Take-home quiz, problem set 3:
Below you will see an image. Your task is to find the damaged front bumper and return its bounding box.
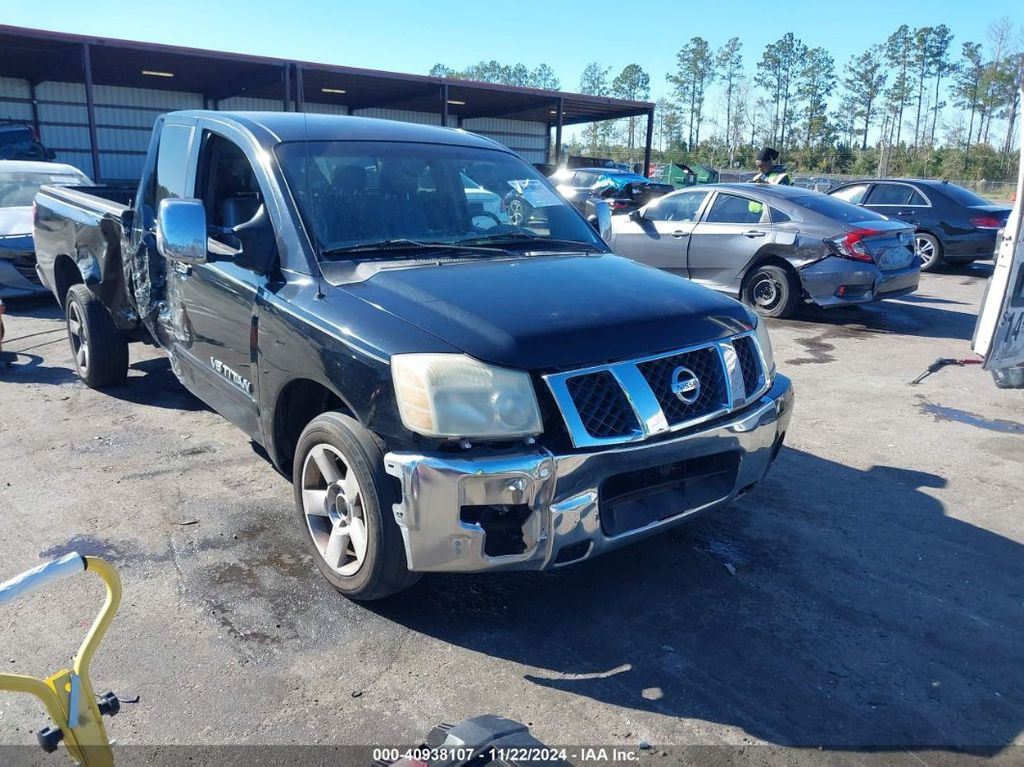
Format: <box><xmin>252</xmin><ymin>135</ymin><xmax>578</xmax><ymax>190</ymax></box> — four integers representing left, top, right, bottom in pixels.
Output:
<box><xmin>384</xmin><ymin>374</ymin><xmax>793</xmax><ymax>573</ymax></box>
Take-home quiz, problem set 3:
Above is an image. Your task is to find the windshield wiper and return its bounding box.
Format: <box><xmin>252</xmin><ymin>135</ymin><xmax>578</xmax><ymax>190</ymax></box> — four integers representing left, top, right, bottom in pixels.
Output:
<box><xmin>454</xmin><ymin>232</ymin><xmax>604</xmax><ymax>251</ymax></box>
<box><xmin>320</xmin><ymin>238</ymin><xmax>506</xmax><ymax>259</ymax></box>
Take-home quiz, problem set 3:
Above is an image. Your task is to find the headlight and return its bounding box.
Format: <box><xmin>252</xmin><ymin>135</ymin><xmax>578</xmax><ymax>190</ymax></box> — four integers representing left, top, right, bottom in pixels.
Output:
<box><xmin>391</xmin><ymin>354</ymin><xmax>543</xmax><ymax>439</ymax></box>
<box><xmin>754</xmin><ymin>316</ymin><xmax>776</xmax><ymax>383</ymax></box>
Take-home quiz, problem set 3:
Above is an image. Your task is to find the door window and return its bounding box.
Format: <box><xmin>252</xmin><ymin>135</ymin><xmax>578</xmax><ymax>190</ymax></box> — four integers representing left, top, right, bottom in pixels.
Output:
<box><xmin>704</xmin><ymin>193</ymin><xmax>767</xmax><ymax>224</ymax></box>
<box><xmin>866</xmin><ymin>183</ymin><xmax>922</xmax><ymax>206</ymax></box>
<box><xmin>645</xmin><ymin>191</ymin><xmax>708</xmax><ymax>222</ymax></box>
<box><xmin>830</xmin><ymin>183</ymin><xmax>869</xmax><ymax>205</ymax></box>
<box><xmin>155</xmin><ymin>124</ymin><xmax>194</xmax><ymax>206</ymax></box>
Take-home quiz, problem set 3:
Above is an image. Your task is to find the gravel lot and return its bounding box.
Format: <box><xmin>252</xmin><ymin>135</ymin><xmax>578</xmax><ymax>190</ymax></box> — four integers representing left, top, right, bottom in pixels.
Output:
<box><xmin>1</xmin><ymin>264</ymin><xmax>1022</xmax><ymax>762</ymax></box>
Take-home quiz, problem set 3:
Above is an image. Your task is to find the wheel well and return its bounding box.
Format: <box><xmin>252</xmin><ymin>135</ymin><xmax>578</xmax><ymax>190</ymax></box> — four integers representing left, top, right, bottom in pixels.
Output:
<box><xmin>272</xmin><ymin>379</ymin><xmax>351</xmax><ymax>475</ymax></box>
<box><xmin>53</xmin><ymin>255</ymin><xmax>83</xmax><ymax>309</ymax></box>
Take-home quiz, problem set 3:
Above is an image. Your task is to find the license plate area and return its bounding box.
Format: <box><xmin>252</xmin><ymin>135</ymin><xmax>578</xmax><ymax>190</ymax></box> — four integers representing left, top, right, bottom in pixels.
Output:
<box><xmin>599</xmin><ymin>451</ymin><xmax>740</xmax><ymax>537</ymax></box>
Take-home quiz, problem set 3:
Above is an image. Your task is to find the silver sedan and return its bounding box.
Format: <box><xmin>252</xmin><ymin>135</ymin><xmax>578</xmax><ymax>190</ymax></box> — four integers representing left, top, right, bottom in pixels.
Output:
<box><xmin>607</xmin><ymin>183</ymin><xmax>920</xmax><ymax>318</ymax></box>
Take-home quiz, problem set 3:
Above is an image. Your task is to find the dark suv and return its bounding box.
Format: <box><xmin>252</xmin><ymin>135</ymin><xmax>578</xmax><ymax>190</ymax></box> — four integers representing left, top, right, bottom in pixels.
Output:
<box><xmin>0</xmin><ymin>122</ymin><xmax>55</xmax><ymax>162</ymax></box>
<box><xmin>827</xmin><ymin>179</ymin><xmax>1010</xmax><ymax>271</ymax></box>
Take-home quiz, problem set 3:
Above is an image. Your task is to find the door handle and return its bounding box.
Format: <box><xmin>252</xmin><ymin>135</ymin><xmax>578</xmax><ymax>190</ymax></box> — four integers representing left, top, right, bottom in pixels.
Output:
<box><xmin>671</xmin><ymin>231</ymin><xmax>689</xmax><ymax>238</ymax></box>
<box><xmin>743</xmin><ymin>230</ymin><xmax>766</xmax><ymax>238</ymax></box>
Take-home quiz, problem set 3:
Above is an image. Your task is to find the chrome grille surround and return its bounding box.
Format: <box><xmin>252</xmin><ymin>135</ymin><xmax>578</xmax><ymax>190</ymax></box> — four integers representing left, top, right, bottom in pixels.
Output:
<box><xmin>544</xmin><ymin>331</ymin><xmax>771</xmax><ymax>449</ymax></box>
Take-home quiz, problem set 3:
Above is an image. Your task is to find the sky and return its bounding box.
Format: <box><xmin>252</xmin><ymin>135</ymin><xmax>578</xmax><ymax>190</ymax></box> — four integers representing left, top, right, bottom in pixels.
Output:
<box><xmin>3</xmin><ymin>0</ymin><xmax>1020</xmax><ymax>141</ymax></box>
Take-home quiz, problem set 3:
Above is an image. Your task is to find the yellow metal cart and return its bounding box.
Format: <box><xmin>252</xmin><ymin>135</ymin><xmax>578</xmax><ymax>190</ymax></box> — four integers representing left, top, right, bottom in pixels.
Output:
<box><xmin>0</xmin><ymin>552</ymin><xmax>123</xmax><ymax>766</ymax></box>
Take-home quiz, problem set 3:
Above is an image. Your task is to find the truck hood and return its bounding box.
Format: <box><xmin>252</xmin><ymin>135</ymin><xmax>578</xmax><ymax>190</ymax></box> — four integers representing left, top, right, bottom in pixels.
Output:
<box><xmin>331</xmin><ymin>253</ymin><xmax>753</xmax><ymax>370</ymax></box>
<box><xmin>0</xmin><ymin>206</ymin><xmax>32</xmax><ymax>237</ymax></box>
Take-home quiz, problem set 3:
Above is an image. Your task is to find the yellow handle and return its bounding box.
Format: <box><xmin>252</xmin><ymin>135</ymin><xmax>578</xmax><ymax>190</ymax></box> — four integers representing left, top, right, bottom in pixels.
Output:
<box><xmin>0</xmin><ymin>555</ymin><xmax>122</xmax><ymax>766</ymax></box>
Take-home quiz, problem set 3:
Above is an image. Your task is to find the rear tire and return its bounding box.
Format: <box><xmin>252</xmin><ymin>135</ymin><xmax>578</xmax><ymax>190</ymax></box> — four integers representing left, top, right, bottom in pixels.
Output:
<box><xmin>293</xmin><ymin>411</ymin><xmax>420</xmax><ymax>600</ymax></box>
<box><xmin>743</xmin><ymin>263</ymin><xmax>800</xmax><ymax>319</ymax></box>
<box><xmin>65</xmin><ymin>283</ymin><xmax>128</xmax><ymax>388</ymax></box>
<box><xmin>915</xmin><ymin>232</ymin><xmax>944</xmax><ymax>272</ymax></box>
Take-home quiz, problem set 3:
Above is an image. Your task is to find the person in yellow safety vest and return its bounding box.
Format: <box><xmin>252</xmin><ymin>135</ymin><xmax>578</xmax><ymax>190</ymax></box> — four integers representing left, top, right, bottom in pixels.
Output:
<box><xmin>751</xmin><ymin>147</ymin><xmax>792</xmax><ymax>185</ymax></box>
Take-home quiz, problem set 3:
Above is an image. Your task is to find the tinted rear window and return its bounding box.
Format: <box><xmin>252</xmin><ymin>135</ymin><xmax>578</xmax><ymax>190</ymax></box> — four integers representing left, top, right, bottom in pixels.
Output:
<box><xmin>0</xmin><ymin>127</ymin><xmax>34</xmax><ymax>145</ymax></box>
<box><xmin>792</xmin><ymin>194</ymin><xmax>886</xmax><ymax>223</ymax></box>
<box><xmin>935</xmin><ymin>183</ymin><xmax>992</xmax><ymax>207</ymax></box>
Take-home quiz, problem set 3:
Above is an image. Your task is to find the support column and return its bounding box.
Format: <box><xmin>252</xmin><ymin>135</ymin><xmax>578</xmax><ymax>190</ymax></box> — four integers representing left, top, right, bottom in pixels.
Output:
<box><xmin>28</xmin><ymin>82</ymin><xmax>41</xmax><ymax>138</ymax></box>
<box><xmin>439</xmin><ymin>83</ymin><xmax>449</xmax><ymax>127</ymax></box>
<box><xmin>81</xmin><ymin>43</ymin><xmax>100</xmax><ymax>181</ymax></box>
<box><xmin>295</xmin><ymin>64</ymin><xmax>305</xmax><ymax>112</ymax></box>
<box><xmin>643</xmin><ymin>107</ymin><xmax>655</xmax><ymax>178</ymax></box>
<box><xmin>554</xmin><ymin>97</ymin><xmax>564</xmax><ymax>166</ymax></box>
<box><xmin>282</xmin><ymin>63</ymin><xmax>291</xmax><ymax>112</ymax></box>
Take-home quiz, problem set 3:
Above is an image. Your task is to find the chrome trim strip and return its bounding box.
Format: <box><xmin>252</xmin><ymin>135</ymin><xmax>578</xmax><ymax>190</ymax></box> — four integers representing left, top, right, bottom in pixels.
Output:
<box><xmin>543</xmin><ymin>330</ymin><xmax>770</xmax><ymax>449</ymax></box>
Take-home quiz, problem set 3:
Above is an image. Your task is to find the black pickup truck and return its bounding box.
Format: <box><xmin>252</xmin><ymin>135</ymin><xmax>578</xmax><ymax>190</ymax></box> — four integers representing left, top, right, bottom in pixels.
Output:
<box><xmin>33</xmin><ymin>111</ymin><xmax>793</xmax><ymax>599</ymax></box>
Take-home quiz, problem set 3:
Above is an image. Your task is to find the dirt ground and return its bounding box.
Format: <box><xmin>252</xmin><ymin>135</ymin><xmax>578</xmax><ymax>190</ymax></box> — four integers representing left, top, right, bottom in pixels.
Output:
<box><xmin>1</xmin><ymin>264</ymin><xmax>1022</xmax><ymax>764</ymax></box>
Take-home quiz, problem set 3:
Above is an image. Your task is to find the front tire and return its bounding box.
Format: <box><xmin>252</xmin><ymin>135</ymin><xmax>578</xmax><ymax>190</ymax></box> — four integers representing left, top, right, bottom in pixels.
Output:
<box><xmin>65</xmin><ymin>283</ymin><xmax>128</xmax><ymax>388</ymax></box>
<box><xmin>915</xmin><ymin>232</ymin><xmax>944</xmax><ymax>272</ymax></box>
<box><xmin>293</xmin><ymin>411</ymin><xmax>419</xmax><ymax>600</ymax></box>
<box><xmin>743</xmin><ymin>263</ymin><xmax>800</xmax><ymax>319</ymax></box>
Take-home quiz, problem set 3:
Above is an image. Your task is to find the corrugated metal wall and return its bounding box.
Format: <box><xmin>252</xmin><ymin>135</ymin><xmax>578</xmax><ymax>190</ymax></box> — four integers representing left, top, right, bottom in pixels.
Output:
<box><xmin>1</xmin><ymin>75</ymin><xmax>549</xmax><ymax>180</ymax></box>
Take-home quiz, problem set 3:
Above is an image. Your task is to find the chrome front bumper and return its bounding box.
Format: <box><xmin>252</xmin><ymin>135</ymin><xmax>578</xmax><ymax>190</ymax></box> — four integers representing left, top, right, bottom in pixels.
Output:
<box><xmin>384</xmin><ymin>374</ymin><xmax>793</xmax><ymax>573</ymax></box>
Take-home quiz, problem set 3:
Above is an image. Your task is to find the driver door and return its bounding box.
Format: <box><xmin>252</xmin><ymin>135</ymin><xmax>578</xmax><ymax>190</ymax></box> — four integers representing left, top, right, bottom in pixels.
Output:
<box><xmin>169</xmin><ymin>129</ymin><xmax>276</xmax><ymax>433</ymax></box>
<box><xmin>610</xmin><ymin>190</ymin><xmax>710</xmax><ymax>275</ymax></box>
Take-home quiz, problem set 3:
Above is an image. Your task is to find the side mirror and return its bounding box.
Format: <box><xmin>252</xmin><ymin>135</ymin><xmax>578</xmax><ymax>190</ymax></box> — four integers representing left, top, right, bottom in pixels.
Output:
<box><xmin>156</xmin><ymin>198</ymin><xmax>208</xmax><ymax>265</ymax></box>
<box><xmin>629</xmin><ymin>209</ymin><xmax>643</xmax><ymax>222</ymax></box>
<box><xmin>46</xmin><ymin>148</ymin><xmax>57</xmax><ymax>161</ymax></box>
<box><xmin>593</xmin><ymin>200</ymin><xmax>612</xmax><ymax>245</ymax></box>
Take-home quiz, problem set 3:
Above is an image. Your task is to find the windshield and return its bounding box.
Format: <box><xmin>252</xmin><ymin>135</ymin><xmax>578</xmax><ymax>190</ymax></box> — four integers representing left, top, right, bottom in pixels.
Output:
<box><xmin>275</xmin><ymin>140</ymin><xmax>604</xmax><ymax>257</ymax></box>
<box><xmin>791</xmin><ymin>194</ymin><xmax>887</xmax><ymax>224</ymax></box>
<box><xmin>0</xmin><ymin>128</ymin><xmax>35</xmax><ymax>145</ymax></box>
<box><xmin>0</xmin><ymin>170</ymin><xmax>91</xmax><ymax>207</ymax></box>
<box><xmin>937</xmin><ymin>183</ymin><xmax>993</xmax><ymax>207</ymax></box>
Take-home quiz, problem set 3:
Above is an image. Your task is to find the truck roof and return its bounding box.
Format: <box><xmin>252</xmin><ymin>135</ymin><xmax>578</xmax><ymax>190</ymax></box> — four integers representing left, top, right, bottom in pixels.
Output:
<box><xmin>166</xmin><ymin>111</ymin><xmax>513</xmax><ymax>153</ymax></box>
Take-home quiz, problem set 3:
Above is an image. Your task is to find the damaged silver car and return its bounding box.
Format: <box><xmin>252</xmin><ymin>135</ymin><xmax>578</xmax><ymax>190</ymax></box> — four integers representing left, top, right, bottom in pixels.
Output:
<box><xmin>608</xmin><ymin>183</ymin><xmax>920</xmax><ymax>318</ymax></box>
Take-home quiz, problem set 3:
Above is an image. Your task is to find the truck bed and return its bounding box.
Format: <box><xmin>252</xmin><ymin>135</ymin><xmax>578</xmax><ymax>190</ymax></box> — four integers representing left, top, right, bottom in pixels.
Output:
<box><xmin>33</xmin><ymin>183</ymin><xmax>138</xmax><ymax>329</ymax></box>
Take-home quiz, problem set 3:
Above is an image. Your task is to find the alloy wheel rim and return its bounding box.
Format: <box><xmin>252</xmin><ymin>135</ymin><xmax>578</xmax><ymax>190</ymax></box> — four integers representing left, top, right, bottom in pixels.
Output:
<box><xmin>752</xmin><ymin>273</ymin><xmax>782</xmax><ymax>310</ymax></box>
<box><xmin>67</xmin><ymin>301</ymin><xmax>89</xmax><ymax>376</ymax></box>
<box><xmin>507</xmin><ymin>199</ymin><xmax>525</xmax><ymax>225</ymax></box>
<box><xmin>301</xmin><ymin>443</ymin><xmax>368</xmax><ymax>577</ymax></box>
<box><xmin>915</xmin><ymin>236</ymin><xmax>935</xmax><ymax>262</ymax></box>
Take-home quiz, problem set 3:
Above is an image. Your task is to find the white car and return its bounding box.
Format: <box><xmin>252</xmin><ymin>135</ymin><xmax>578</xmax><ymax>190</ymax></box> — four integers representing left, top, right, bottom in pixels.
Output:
<box><xmin>0</xmin><ymin>160</ymin><xmax>92</xmax><ymax>298</ymax></box>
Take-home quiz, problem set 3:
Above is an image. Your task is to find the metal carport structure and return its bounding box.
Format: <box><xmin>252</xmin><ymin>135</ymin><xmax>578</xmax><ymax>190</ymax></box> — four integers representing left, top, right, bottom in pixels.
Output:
<box><xmin>0</xmin><ymin>25</ymin><xmax>654</xmax><ymax>182</ymax></box>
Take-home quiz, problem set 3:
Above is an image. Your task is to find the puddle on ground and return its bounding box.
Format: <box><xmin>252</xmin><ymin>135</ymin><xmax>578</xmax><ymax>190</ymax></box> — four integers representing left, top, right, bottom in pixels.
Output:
<box><xmin>919</xmin><ymin>402</ymin><xmax>1024</xmax><ymax>434</ymax></box>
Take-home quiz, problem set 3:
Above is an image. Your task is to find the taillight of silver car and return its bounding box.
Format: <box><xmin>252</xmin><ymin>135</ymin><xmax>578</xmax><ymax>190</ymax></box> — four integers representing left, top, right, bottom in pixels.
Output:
<box><xmin>824</xmin><ymin>229</ymin><xmax>882</xmax><ymax>263</ymax></box>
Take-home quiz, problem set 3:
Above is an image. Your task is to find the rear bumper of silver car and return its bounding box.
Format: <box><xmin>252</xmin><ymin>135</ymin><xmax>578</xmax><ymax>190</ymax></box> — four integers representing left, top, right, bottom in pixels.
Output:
<box><xmin>799</xmin><ymin>256</ymin><xmax>919</xmax><ymax>308</ymax></box>
<box><xmin>384</xmin><ymin>374</ymin><xmax>793</xmax><ymax>573</ymax></box>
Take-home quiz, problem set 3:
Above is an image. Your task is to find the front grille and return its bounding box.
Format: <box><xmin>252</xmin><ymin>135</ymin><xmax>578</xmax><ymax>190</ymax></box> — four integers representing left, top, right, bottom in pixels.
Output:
<box><xmin>565</xmin><ymin>370</ymin><xmax>640</xmax><ymax>439</ymax></box>
<box><xmin>638</xmin><ymin>346</ymin><xmax>728</xmax><ymax>425</ymax></box>
<box><xmin>733</xmin><ymin>335</ymin><xmax>761</xmax><ymax>397</ymax></box>
<box><xmin>12</xmin><ymin>254</ymin><xmax>40</xmax><ymax>286</ymax></box>
<box><xmin>544</xmin><ymin>332</ymin><xmax>766</xmax><ymax>449</ymax></box>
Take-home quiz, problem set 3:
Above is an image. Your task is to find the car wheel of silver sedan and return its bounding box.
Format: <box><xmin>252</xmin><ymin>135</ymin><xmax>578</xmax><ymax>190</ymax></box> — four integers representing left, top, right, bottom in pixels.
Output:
<box><xmin>743</xmin><ymin>264</ymin><xmax>799</xmax><ymax>319</ymax></box>
<box><xmin>292</xmin><ymin>411</ymin><xmax>420</xmax><ymax>600</ymax></box>
<box><xmin>914</xmin><ymin>233</ymin><xmax>943</xmax><ymax>272</ymax></box>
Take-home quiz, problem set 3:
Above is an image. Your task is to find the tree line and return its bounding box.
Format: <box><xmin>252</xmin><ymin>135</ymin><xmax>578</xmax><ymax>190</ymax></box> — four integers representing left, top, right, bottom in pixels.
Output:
<box><xmin>430</xmin><ymin>17</ymin><xmax>1023</xmax><ymax>180</ymax></box>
